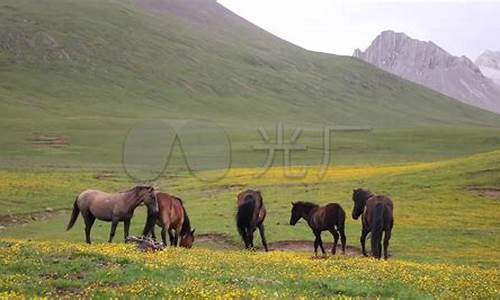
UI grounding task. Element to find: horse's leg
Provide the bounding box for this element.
[241,227,249,249]
[167,229,175,246]
[173,231,179,247]
[83,212,95,244]
[313,235,319,256]
[151,226,157,240]
[360,228,369,257]
[247,228,255,249]
[329,229,339,255]
[383,229,392,260]
[161,227,167,246]
[257,223,268,251]
[317,232,326,256]
[339,227,347,254]
[123,219,130,241]
[108,219,119,243]
[237,226,246,248]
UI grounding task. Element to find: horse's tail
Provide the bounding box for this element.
[66,196,80,231]
[180,200,191,236]
[371,202,385,258]
[336,205,346,232]
[236,196,256,239]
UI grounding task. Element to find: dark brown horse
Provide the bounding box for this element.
[66,185,156,244]
[145,192,195,248]
[290,201,346,256]
[236,190,268,251]
[352,188,394,259]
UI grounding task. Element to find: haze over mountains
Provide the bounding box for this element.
[353,31,500,114]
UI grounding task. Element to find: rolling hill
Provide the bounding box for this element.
[0,0,499,169]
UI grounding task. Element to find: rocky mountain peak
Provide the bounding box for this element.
[475,50,500,86]
[354,31,500,114]
[476,50,500,70]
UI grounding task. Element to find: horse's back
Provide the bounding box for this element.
[366,195,394,227]
[371,195,393,213]
[156,192,184,229]
[236,190,265,227]
[240,190,264,206]
[325,203,344,213]
[76,190,118,220]
[77,190,110,205]
[314,203,345,229]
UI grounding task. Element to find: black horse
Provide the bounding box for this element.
[290,201,346,256]
[236,190,268,251]
[352,188,394,259]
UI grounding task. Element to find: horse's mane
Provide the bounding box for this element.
[356,189,374,200]
[177,197,191,235]
[122,185,152,194]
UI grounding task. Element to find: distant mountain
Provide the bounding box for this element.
[354,30,500,114]
[476,50,500,86]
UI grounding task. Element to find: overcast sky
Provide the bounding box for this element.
[218,0,500,60]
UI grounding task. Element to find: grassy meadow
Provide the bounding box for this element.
[1,150,499,297]
[1,240,499,299]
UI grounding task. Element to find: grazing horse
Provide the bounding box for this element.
[352,188,394,259]
[66,185,156,244]
[145,192,195,248]
[289,201,346,256]
[236,190,268,251]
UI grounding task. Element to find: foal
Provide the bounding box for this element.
[290,201,346,256]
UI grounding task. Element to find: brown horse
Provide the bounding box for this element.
[145,192,195,248]
[352,188,394,259]
[236,190,268,251]
[66,185,156,244]
[290,201,346,256]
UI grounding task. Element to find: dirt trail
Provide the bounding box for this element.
[196,233,363,255]
[467,186,500,198]
[0,209,64,227]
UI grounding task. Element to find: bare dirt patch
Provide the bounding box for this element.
[196,233,362,256]
[196,233,240,249]
[467,186,500,199]
[269,240,362,256]
[94,172,115,181]
[29,134,69,148]
[0,208,63,227]
[204,184,248,194]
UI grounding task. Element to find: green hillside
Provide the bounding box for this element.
[0,0,499,169]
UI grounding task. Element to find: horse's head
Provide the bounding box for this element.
[135,185,156,206]
[179,229,195,248]
[289,202,302,225]
[352,188,370,220]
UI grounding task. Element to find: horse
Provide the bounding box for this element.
[144,192,195,248]
[66,185,156,244]
[236,189,268,251]
[351,188,394,259]
[289,201,346,256]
